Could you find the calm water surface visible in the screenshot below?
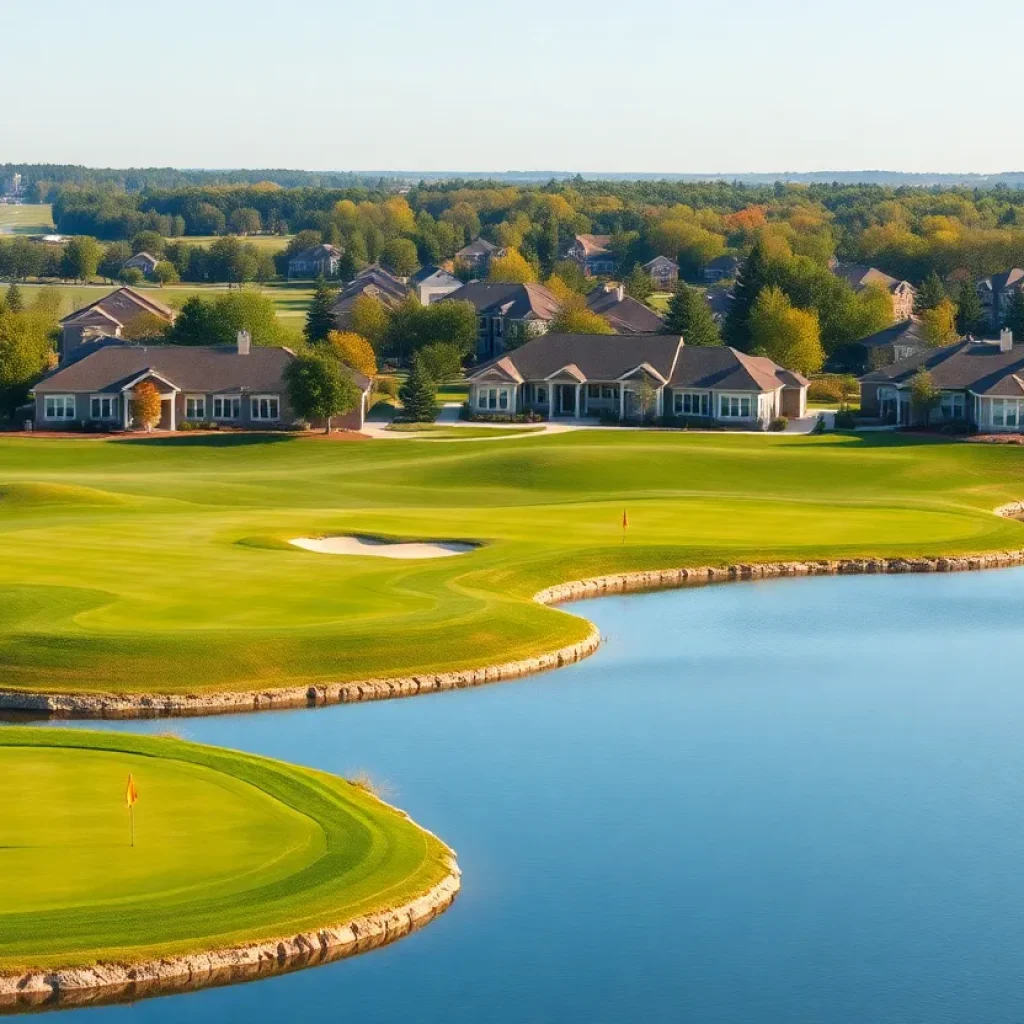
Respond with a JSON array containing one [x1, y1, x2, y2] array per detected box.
[[16, 569, 1024, 1023]]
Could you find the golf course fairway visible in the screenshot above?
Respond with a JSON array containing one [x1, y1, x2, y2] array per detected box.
[[0, 429, 1023, 711], [0, 728, 458, 1009]]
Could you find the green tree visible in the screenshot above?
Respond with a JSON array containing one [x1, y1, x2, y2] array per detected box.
[[910, 367, 941, 425], [748, 286, 824, 374], [4, 283, 24, 313], [723, 240, 772, 349], [304, 278, 337, 343], [549, 259, 588, 293], [417, 341, 463, 382], [165, 296, 213, 345], [0, 302, 57, 417], [210, 291, 282, 347], [398, 354, 439, 422], [120, 267, 145, 286], [624, 265, 652, 301], [1004, 289, 1024, 343], [549, 295, 615, 334], [153, 261, 179, 285], [914, 271, 946, 314], [349, 294, 392, 349], [955, 280, 985, 336], [99, 242, 132, 282], [336, 250, 358, 282], [663, 284, 721, 346], [379, 238, 419, 277], [131, 231, 164, 256], [285, 353, 361, 432], [61, 236, 102, 282], [228, 207, 262, 235]]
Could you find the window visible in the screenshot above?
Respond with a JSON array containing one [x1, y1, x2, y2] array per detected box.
[[588, 384, 601, 399], [185, 396, 206, 420], [602, 386, 616, 400], [536, 386, 547, 405], [719, 395, 752, 419], [993, 399, 1005, 427], [498, 390, 509, 410], [477, 388, 488, 409], [90, 395, 116, 420], [938, 393, 965, 421], [673, 392, 709, 417], [493, 318, 503, 337], [251, 395, 280, 421], [212, 395, 241, 420], [44, 395, 75, 420]]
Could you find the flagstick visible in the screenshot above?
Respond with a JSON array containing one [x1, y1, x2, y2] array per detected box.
[[130, 804, 135, 848]]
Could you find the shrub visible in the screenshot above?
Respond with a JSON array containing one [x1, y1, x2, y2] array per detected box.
[[374, 374, 399, 399], [808, 374, 859, 403], [768, 416, 788, 431], [833, 408, 858, 429]]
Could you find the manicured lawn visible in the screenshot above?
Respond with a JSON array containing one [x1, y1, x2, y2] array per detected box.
[[168, 234, 292, 252], [0, 204, 54, 235], [5, 281, 315, 320], [0, 728, 451, 970], [385, 423, 544, 438], [436, 380, 469, 404], [0, 431, 1022, 698]]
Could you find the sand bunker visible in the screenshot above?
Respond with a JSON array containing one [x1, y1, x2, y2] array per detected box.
[[289, 536, 475, 559]]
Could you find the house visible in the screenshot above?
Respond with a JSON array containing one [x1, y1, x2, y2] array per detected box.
[[569, 234, 616, 276], [287, 244, 343, 279], [410, 265, 463, 305], [123, 252, 159, 278], [441, 281, 561, 359], [586, 283, 664, 334], [59, 287, 176, 364], [466, 333, 808, 425], [32, 333, 372, 432], [703, 255, 741, 283], [705, 286, 733, 323], [976, 269, 1024, 328], [331, 264, 409, 329], [860, 330, 1024, 430], [643, 255, 679, 290], [454, 238, 501, 277], [840, 318, 932, 372], [833, 264, 916, 321]]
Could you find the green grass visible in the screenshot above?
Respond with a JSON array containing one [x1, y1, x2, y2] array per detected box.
[[0, 204, 54, 235], [0, 728, 451, 970], [385, 423, 544, 438], [5, 282, 316, 321], [0, 431, 1023, 698], [168, 235, 292, 253], [436, 381, 469, 404]]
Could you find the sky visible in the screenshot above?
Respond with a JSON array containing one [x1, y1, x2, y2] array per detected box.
[[2, 0, 1021, 175]]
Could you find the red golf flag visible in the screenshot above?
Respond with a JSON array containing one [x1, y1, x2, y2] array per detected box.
[[622, 509, 628, 530]]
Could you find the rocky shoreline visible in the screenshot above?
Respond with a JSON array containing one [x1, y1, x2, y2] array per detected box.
[[0, 854, 460, 1014], [1, 503, 1023, 720]]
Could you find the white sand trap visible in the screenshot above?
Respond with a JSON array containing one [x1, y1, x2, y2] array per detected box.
[[289, 536, 475, 559]]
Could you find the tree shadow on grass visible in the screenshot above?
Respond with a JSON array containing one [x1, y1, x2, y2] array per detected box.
[[116, 433, 296, 449]]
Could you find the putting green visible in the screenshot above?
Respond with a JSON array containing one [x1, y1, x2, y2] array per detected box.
[[0, 729, 454, 970], [0, 430, 1022, 698]]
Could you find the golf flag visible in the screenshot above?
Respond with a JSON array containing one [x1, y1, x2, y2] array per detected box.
[[126, 773, 138, 848], [622, 508, 628, 544]]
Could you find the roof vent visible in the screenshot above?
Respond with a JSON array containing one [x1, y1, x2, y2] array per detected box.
[[237, 330, 251, 355]]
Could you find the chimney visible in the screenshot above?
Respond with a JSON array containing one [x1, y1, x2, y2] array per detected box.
[[237, 330, 251, 355], [1000, 328, 1013, 352]]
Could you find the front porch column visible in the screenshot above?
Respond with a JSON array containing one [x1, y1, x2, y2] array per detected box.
[[168, 394, 176, 431], [548, 385, 555, 419], [619, 383, 625, 420], [122, 392, 131, 430], [575, 383, 582, 419], [656, 388, 664, 419]]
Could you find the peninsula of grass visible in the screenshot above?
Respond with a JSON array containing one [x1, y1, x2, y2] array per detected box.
[[0, 728, 455, 982], [0, 430, 1022, 704]]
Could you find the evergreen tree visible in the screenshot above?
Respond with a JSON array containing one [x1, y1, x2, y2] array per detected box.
[[955, 280, 985, 337], [398, 355, 439, 423], [336, 250, 358, 283], [4, 283, 24, 313], [723, 240, 772, 350], [1004, 289, 1024, 343], [663, 284, 721, 346], [914, 271, 946, 314], [304, 278, 337, 344], [624, 265, 653, 301]]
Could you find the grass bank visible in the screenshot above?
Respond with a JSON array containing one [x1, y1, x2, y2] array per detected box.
[[0, 431, 1021, 700], [0, 728, 454, 972]]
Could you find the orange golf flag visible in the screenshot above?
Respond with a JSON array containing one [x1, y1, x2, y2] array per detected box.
[[622, 509, 628, 530], [126, 773, 138, 808]]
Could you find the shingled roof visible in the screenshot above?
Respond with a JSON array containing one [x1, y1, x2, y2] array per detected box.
[[833, 264, 910, 295], [585, 285, 664, 334], [60, 287, 175, 329], [862, 338, 1024, 396], [854, 318, 929, 349], [34, 341, 371, 395], [443, 281, 561, 321]]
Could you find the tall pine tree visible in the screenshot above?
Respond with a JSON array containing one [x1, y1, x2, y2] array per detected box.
[[304, 278, 337, 344], [1004, 289, 1024, 343], [955, 280, 985, 337], [663, 284, 721, 346], [722, 241, 772, 350], [4, 283, 24, 313], [398, 355, 439, 423], [914, 272, 946, 314]]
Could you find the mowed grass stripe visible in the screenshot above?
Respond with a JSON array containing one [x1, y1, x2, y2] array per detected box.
[[0, 729, 452, 970], [0, 431, 1021, 696]]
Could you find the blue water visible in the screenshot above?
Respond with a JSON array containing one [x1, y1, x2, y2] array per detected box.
[[13, 569, 1024, 1023]]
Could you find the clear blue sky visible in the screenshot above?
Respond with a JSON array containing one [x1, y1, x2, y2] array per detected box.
[[3, 0, 1019, 174]]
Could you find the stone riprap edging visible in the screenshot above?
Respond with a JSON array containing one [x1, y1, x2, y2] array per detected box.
[[1, 502, 1023, 719], [0, 855, 460, 1014]]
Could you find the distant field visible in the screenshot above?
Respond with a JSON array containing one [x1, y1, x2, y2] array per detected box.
[[7, 281, 316, 320], [171, 234, 292, 253], [648, 292, 671, 313], [0, 204, 54, 235]]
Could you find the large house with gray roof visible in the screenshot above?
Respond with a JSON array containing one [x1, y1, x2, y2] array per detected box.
[[860, 330, 1024, 430], [442, 281, 561, 358], [977, 269, 1024, 328], [586, 283, 664, 334], [32, 334, 371, 432], [832, 264, 916, 321], [466, 333, 807, 425]]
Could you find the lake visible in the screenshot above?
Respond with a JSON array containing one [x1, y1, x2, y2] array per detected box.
[[11, 567, 1024, 1023]]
